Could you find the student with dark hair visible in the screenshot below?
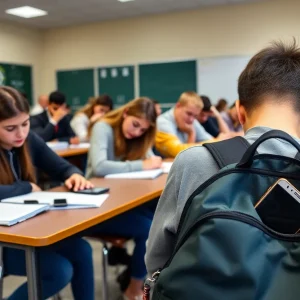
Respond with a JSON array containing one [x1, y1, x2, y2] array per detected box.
[[215, 98, 228, 112], [151, 99, 162, 116], [71, 94, 114, 142], [221, 102, 243, 133], [0, 86, 95, 300], [146, 39, 300, 275], [197, 95, 230, 137], [30, 91, 79, 144]]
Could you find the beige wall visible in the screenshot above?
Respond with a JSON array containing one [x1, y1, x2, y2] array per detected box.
[[42, 0, 300, 93], [0, 21, 43, 100], [2, 0, 300, 99]]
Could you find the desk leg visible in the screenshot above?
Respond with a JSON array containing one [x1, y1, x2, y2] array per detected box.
[[0, 246, 3, 300], [25, 247, 42, 300]]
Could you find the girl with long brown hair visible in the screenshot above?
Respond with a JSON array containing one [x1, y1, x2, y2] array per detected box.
[[71, 94, 113, 142], [0, 86, 95, 300], [86, 97, 161, 300]]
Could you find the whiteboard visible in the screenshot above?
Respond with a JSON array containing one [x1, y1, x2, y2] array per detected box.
[[197, 56, 251, 105]]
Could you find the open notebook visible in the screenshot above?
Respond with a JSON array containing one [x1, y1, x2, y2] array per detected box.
[[2, 192, 109, 210], [0, 203, 49, 226], [105, 163, 173, 179]]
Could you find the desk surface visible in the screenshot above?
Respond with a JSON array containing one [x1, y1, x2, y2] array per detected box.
[[55, 147, 89, 158], [0, 175, 167, 247]]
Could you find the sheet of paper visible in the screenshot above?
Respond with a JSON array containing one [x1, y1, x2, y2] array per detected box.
[[69, 143, 90, 149], [105, 169, 163, 179], [2, 192, 108, 210], [162, 162, 173, 173], [46, 142, 69, 150]]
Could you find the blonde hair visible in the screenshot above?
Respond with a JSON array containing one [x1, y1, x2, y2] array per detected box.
[[76, 95, 113, 119], [178, 91, 203, 109], [91, 97, 157, 161]]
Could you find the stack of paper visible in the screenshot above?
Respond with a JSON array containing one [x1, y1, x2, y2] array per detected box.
[[0, 203, 50, 226], [2, 192, 109, 210]]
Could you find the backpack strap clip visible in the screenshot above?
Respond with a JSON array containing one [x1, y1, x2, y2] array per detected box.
[[203, 136, 250, 169]]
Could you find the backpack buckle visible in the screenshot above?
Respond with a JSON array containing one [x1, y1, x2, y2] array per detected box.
[[143, 270, 161, 300]]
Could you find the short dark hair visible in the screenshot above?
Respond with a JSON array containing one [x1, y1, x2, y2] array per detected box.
[[95, 94, 113, 110], [49, 91, 66, 105], [200, 95, 211, 112], [238, 39, 300, 113]]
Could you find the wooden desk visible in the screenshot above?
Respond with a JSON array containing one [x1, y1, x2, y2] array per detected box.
[[55, 147, 89, 158], [0, 175, 168, 299]]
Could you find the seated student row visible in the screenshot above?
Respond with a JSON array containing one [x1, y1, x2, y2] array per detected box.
[[0, 89, 166, 300], [13, 89, 240, 299], [30, 92, 162, 144]]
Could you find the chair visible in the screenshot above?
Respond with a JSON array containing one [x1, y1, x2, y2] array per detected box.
[[87, 235, 129, 300]]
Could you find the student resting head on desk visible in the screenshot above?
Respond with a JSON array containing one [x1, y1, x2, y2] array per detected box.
[[0, 86, 95, 300], [86, 97, 161, 300], [30, 90, 80, 145], [71, 94, 114, 142], [155, 91, 234, 158]]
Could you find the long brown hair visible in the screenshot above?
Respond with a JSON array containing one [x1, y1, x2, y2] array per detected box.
[[92, 97, 157, 161], [0, 86, 36, 184], [76, 95, 113, 118]]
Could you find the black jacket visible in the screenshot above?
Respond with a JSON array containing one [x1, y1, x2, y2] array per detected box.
[[30, 111, 75, 142], [0, 131, 82, 200]]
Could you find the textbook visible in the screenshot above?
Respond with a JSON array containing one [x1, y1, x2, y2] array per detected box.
[[0, 202, 50, 226], [2, 192, 109, 210]]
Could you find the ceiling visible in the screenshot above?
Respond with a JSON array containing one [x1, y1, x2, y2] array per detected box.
[[0, 0, 265, 29]]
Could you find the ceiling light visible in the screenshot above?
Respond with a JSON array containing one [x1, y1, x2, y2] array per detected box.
[[5, 6, 48, 18], [118, 0, 135, 2]]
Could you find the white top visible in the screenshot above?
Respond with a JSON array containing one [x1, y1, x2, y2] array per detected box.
[[71, 113, 90, 142], [30, 104, 44, 116]]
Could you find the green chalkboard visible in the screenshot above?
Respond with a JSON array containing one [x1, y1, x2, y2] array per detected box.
[[98, 66, 135, 106], [139, 60, 197, 104], [0, 63, 33, 105], [56, 69, 94, 111]]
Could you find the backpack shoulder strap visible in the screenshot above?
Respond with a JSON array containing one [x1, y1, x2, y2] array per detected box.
[[203, 137, 250, 169]]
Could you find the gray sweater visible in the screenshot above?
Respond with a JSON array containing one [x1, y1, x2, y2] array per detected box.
[[145, 126, 300, 275], [86, 121, 153, 178]]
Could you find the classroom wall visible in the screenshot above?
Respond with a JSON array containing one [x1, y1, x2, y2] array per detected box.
[[0, 21, 43, 100], [41, 0, 300, 95]]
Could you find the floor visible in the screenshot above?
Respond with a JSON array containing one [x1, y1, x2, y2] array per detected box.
[[3, 238, 132, 300]]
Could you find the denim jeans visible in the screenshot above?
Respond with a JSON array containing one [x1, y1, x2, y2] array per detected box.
[[85, 204, 155, 279], [4, 237, 94, 300]]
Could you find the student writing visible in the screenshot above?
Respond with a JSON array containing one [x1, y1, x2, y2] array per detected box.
[[0, 86, 95, 300], [86, 97, 161, 300]]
